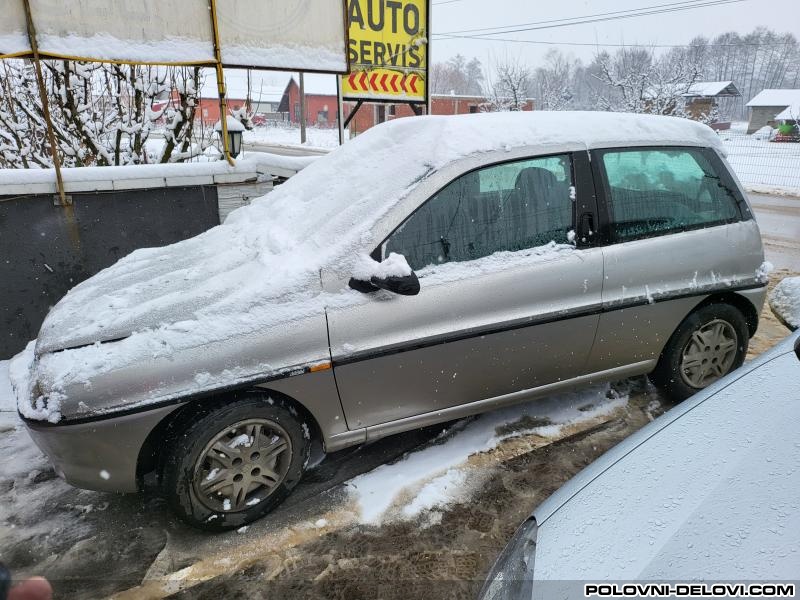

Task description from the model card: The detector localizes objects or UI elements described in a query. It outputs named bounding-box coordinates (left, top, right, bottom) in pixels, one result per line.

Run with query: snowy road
left=750, top=193, right=800, bottom=271
left=0, top=195, right=796, bottom=599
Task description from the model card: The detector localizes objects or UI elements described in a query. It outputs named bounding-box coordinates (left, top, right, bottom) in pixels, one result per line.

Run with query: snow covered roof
left=682, top=81, right=740, bottom=98
left=289, top=73, right=338, bottom=96
left=200, top=68, right=287, bottom=102
left=746, top=89, right=800, bottom=107
left=774, top=104, right=800, bottom=120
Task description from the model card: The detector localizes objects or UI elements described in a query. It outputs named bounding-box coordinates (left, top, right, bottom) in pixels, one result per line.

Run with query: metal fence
left=718, top=130, right=800, bottom=191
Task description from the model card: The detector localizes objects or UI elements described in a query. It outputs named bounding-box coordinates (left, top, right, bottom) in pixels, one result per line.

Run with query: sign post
left=336, top=77, right=346, bottom=145
left=340, top=0, right=429, bottom=125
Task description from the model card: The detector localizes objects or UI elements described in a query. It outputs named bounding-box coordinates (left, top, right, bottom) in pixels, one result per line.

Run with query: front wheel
left=650, top=303, right=749, bottom=402
left=162, top=395, right=310, bottom=530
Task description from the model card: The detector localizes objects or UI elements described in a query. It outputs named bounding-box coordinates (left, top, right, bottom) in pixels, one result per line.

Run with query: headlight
left=478, top=517, right=538, bottom=600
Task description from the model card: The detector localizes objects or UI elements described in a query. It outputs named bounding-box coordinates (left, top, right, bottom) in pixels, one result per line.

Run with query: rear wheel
left=162, top=395, right=310, bottom=530
left=650, top=303, right=749, bottom=402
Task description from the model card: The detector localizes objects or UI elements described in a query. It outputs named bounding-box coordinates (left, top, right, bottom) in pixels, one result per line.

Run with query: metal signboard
left=341, top=0, right=429, bottom=103
left=0, top=0, right=348, bottom=73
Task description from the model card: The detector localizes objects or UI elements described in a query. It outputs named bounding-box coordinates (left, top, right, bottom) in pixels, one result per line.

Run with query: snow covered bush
left=0, top=59, right=207, bottom=168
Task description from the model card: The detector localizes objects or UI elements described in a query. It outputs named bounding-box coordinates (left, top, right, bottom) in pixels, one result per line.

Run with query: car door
left=326, top=152, right=605, bottom=430
left=585, top=145, right=763, bottom=373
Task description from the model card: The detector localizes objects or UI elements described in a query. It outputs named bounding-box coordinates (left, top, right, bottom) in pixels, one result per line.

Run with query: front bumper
left=22, top=404, right=181, bottom=493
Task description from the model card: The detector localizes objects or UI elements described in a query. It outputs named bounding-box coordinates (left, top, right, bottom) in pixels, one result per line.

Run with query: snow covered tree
left=530, top=50, right=577, bottom=111
left=484, top=55, right=530, bottom=112
left=156, top=67, right=215, bottom=163
left=592, top=48, right=701, bottom=117
left=0, top=61, right=52, bottom=168
left=0, top=59, right=205, bottom=168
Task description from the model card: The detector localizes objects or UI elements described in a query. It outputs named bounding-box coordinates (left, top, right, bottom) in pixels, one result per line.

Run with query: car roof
left=382, top=110, right=724, bottom=152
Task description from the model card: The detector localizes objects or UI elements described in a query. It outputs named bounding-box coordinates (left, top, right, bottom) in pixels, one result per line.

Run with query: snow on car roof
left=26, top=112, right=722, bottom=421
left=38, top=111, right=721, bottom=354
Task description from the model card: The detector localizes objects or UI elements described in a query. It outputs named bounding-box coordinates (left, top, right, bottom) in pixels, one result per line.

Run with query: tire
left=161, top=394, right=311, bottom=531
left=649, top=303, right=749, bottom=402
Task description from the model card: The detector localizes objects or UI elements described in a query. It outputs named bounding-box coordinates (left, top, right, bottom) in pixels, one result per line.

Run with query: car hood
left=35, top=121, right=445, bottom=357
left=532, top=331, right=800, bottom=581
left=35, top=212, right=337, bottom=355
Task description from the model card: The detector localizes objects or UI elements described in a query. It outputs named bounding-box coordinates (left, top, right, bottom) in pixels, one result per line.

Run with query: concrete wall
left=747, top=106, right=784, bottom=133
left=0, top=156, right=305, bottom=359
left=1, top=186, right=221, bottom=359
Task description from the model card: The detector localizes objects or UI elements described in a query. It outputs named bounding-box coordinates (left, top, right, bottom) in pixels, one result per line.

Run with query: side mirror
left=370, top=272, right=420, bottom=296
left=349, top=253, right=420, bottom=296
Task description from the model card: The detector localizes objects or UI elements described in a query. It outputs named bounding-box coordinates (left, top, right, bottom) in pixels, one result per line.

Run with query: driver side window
left=383, top=154, right=574, bottom=271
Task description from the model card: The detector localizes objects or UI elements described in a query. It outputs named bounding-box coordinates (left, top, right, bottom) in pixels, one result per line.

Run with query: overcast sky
left=429, top=0, right=800, bottom=67
left=218, top=0, right=799, bottom=95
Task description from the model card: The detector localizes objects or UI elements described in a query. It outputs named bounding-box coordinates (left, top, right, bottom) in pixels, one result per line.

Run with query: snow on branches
left=592, top=49, right=705, bottom=120
left=0, top=59, right=206, bottom=168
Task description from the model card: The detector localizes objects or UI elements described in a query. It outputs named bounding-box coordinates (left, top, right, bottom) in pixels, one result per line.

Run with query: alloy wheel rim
left=192, top=418, right=292, bottom=513
left=679, top=319, right=738, bottom=389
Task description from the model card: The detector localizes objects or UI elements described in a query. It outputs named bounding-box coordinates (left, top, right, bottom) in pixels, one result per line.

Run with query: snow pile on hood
left=769, top=276, right=800, bottom=330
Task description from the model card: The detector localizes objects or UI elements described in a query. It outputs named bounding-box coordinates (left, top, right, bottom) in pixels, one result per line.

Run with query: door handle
left=579, top=212, right=595, bottom=244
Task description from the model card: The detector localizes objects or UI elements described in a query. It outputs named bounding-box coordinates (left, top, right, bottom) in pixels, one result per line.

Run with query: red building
left=181, top=70, right=535, bottom=132
left=278, top=74, right=342, bottom=128
left=277, top=73, right=535, bottom=133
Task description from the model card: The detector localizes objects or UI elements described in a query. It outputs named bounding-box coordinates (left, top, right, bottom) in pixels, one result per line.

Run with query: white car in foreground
left=480, top=330, right=800, bottom=599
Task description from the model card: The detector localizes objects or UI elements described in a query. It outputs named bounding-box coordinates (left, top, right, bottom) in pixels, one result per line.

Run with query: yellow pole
left=22, top=0, right=68, bottom=204
left=208, top=0, right=234, bottom=166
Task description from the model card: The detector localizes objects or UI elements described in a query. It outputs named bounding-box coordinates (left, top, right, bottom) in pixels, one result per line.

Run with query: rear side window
left=600, top=148, right=741, bottom=242
left=382, top=154, right=574, bottom=270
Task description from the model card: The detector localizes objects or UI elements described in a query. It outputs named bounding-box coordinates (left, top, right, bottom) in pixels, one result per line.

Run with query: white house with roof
left=745, top=89, right=800, bottom=133
left=681, top=81, right=740, bottom=127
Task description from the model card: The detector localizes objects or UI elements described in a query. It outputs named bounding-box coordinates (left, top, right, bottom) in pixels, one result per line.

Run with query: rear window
left=600, top=148, right=742, bottom=242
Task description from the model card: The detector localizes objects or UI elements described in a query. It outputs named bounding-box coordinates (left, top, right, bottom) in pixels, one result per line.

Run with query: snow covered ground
left=243, top=124, right=341, bottom=150
left=719, top=126, right=800, bottom=193
left=1, top=270, right=795, bottom=598
left=0, top=359, right=14, bottom=411
left=349, top=384, right=628, bottom=524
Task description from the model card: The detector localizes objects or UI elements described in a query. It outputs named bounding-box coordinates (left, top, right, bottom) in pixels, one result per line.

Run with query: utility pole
left=299, top=72, right=307, bottom=144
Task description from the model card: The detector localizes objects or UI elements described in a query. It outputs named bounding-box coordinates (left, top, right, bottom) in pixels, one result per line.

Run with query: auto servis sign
left=341, top=0, right=429, bottom=103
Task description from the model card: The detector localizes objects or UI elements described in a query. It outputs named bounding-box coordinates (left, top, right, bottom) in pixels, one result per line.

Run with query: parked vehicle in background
left=479, top=331, right=800, bottom=600
left=12, top=112, right=768, bottom=529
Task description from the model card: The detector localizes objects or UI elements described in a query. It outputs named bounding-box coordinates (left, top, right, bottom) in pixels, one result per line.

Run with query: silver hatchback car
left=12, top=112, right=767, bottom=529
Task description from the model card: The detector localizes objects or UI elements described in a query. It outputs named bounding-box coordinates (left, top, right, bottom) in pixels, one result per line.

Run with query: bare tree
left=530, top=49, right=577, bottom=110
left=484, top=54, right=530, bottom=111
left=430, top=54, right=484, bottom=95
